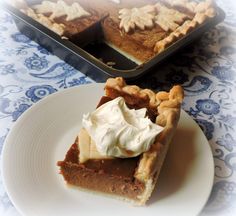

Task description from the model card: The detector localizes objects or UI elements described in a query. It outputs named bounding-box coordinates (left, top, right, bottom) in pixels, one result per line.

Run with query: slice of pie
left=57, top=77, right=184, bottom=205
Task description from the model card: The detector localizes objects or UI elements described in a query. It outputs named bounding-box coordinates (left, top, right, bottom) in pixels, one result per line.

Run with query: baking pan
left=1, top=1, right=225, bottom=82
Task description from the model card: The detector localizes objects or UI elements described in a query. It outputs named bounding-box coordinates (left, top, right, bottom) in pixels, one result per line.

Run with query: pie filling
left=57, top=142, right=145, bottom=199
left=57, top=95, right=158, bottom=199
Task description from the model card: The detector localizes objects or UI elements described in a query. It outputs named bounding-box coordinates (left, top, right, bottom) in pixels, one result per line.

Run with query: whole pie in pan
left=57, top=77, right=184, bottom=205
left=11, top=0, right=217, bottom=64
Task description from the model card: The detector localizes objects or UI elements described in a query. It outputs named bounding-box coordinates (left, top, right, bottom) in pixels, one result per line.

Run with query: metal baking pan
left=1, top=1, right=225, bottom=82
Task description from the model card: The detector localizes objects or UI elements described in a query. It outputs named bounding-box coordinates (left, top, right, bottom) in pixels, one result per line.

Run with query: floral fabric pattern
left=0, top=0, right=236, bottom=215
left=25, top=85, right=57, bottom=102
left=24, top=53, right=49, bottom=71
left=196, top=99, right=221, bottom=115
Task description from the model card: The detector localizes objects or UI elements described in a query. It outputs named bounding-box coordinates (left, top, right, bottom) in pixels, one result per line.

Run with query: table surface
left=0, top=1, right=236, bottom=215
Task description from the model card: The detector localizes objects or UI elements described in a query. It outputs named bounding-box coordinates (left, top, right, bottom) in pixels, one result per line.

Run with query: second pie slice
left=57, top=77, right=184, bottom=205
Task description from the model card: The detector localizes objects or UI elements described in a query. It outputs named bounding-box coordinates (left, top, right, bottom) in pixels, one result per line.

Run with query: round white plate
left=2, top=83, right=214, bottom=216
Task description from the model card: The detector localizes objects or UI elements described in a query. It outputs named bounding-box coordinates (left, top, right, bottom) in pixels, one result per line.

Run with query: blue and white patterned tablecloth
left=0, top=0, right=236, bottom=215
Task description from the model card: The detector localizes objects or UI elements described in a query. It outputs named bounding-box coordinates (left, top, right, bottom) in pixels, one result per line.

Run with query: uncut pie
left=57, top=77, right=184, bottom=205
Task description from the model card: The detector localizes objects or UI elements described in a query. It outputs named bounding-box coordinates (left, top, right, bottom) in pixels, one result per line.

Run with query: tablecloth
left=0, top=0, right=236, bottom=215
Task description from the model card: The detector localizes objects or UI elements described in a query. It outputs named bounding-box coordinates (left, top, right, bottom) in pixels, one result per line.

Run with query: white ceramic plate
left=2, top=83, right=214, bottom=216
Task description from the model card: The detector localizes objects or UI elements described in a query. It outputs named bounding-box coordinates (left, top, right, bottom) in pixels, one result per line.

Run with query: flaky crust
left=105, top=77, right=184, bottom=204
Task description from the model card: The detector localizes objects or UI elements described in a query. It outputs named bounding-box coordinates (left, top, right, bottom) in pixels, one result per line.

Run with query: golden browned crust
left=105, top=77, right=184, bottom=204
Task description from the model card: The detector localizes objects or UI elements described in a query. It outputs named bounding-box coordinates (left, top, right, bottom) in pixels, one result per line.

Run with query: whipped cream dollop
left=82, top=97, right=164, bottom=158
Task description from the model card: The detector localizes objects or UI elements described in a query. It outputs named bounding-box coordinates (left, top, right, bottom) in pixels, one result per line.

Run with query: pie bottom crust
left=58, top=77, right=184, bottom=205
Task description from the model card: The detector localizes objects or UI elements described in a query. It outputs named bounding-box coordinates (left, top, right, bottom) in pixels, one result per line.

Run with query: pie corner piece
left=57, top=77, right=184, bottom=205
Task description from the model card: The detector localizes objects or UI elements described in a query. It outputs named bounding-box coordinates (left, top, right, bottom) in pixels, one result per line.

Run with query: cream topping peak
left=82, top=97, right=164, bottom=158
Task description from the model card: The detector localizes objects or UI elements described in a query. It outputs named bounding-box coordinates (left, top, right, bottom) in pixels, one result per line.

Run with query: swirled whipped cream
left=82, top=97, right=164, bottom=158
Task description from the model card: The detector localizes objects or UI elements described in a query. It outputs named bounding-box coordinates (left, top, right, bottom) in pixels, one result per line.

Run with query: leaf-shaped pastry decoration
left=119, top=5, right=156, bottom=33
left=154, top=3, right=188, bottom=32
left=164, top=0, right=197, bottom=13
left=163, top=0, right=215, bottom=15
left=32, top=0, right=90, bottom=21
